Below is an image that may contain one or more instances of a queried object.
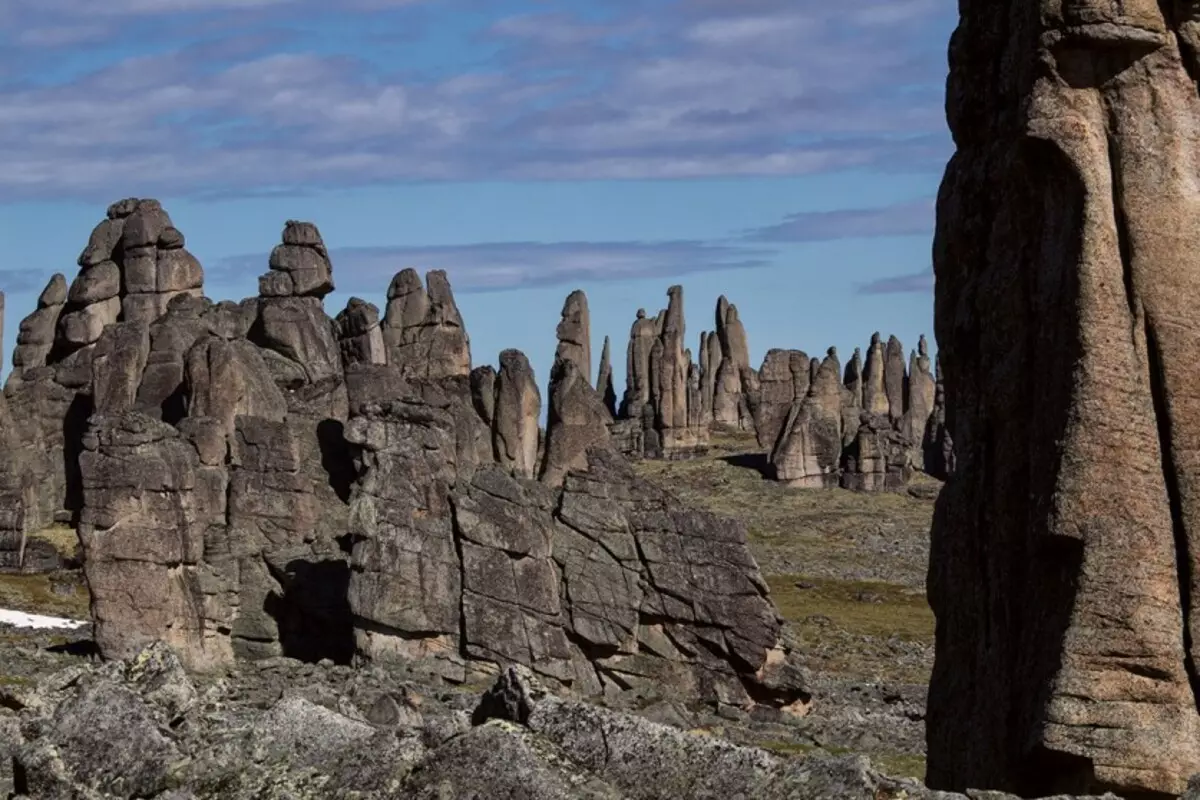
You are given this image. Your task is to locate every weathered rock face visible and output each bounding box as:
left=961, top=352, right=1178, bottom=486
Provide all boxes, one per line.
left=2, top=200, right=207, bottom=535
left=770, top=349, right=844, bottom=488
left=261, top=220, right=334, bottom=299
left=554, top=290, right=591, bottom=386
left=927, top=4, right=1200, bottom=796
left=843, top=348, right=864, bottom=408
left=335, top=297, right=386, bottom=367
left=348, top=387, right=801, bottom=705
left=923, top=357, right=955, bottom=480
left=492, top=349, right=541, bottom=479
left=750, top=349, right=809, bottom=451
left=613, top=289, right=710, bottom=460
left=862, top=333, right=889, bottom=417
left=382, top=268, right=471, bottom=379
left=711, top=297, right=754, bottom=431
left=840, top=413, right=913, bottom=493
left=902, top=336, right=936, bottom=469
left=619, top=309, right=656, bottom=419
left=883, top=335, right=906, bottom=423
left=540, top=357, right=611, bottom=486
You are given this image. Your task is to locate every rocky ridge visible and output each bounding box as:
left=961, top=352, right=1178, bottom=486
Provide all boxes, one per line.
left=0, top=200, right=807, bottom=721
left=0, top=641, right=1124, bottom=800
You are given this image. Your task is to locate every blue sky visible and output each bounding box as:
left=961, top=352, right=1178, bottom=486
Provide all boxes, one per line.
left=0, top=0, right=955, bottom=393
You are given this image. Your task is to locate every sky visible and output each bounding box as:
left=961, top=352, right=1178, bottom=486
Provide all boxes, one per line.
left=0, top=0, right=955, bottom=396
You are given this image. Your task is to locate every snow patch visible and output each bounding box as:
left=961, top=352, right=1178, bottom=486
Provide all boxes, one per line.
left=0, top=608, right=88, bottom=630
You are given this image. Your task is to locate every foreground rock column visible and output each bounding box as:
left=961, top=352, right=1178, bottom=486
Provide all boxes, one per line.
left=928, top=3, right=1200, bottom=796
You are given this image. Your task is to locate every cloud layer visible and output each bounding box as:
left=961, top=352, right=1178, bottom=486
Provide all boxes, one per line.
left=210, top=239, right=775, bottom=294
left=0, top=0, right=954, bottom=200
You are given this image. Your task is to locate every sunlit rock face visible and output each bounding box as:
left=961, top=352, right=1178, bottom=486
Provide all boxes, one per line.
left=928, top=1, right=1200, bottom=796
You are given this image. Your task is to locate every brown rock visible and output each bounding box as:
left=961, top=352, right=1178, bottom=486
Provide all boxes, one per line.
left=903, top=336, right=936, bottom=469
left=751, top=349, right=809, bottom=451
left=492, top=349, right=540, bottom=479
left=862, top=333, right=888, bottom=416
left=540, top=357, right=612, bottom=486
left=335, top=297, right=386, bottom=367
left=184, top=336, right=289, bottom=434
left=470, top=365, right=497, bottom=426
left=267, top=220, right=334, bottom=299
left=770, top=348, right=843, bottom=487
left=927, top=4, right=1200, bottom=795
left=11, top=275, right=67, bottom=371
left=883, top=335, right=906, bottom=423
left=553, top=289, right=591, bottom=386
left=619, top=309, right=656, bottom=418
left=92, top=321, right=151, bottom=416
left=382, top=269, right=471, bottom=379
left=67, top=261, right=121, bottom=305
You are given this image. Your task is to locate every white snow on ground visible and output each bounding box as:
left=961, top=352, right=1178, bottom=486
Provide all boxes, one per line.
left=0, top=608, right=88, bottom=630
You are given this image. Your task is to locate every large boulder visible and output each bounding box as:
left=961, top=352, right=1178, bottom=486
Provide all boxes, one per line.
left=927, top=3, right=1200, bottom=796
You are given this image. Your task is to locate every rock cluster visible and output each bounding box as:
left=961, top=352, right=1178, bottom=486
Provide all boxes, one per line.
left=0, top=206, right=806, bottom=715
left=597, top=290, right=949, bottom=490
left=0, top=199, right=208, bottom=569
left=2, top=643, right=1108, bottom=800
left=613, top=287, right=710, bottom=459
left=927, top=2, right=1200, bottom=796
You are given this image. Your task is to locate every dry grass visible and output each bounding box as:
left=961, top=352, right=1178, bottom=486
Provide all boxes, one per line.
left=0, top=571, right=90, bottom=620
left=27, top=523, right=81, bottom=557
left=635, top=429, right=937, bottom=586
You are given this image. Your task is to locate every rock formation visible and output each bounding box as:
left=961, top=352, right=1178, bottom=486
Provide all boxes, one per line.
left=922, top=357, right=954, bottom=480
left=882, top=335, right=906, bottom=423
left=492, top=349, right=541, bottom=479
left=862, top=333, right=889, bottom=417
left=553, top=289, right=591, bottom=385
left=770, top=349, right=845, bottom=488
left=926, top=3, right=1200, bottom=796
left=335, top=297, right=386, bottom=367
left=13, top=211, right=803, bottom=713
left=710, top=297, right=754, bottom=431
left=613, top=289, right=709, bottom=459
left=381, top=269, right=471, bottom=379
left=844, top=348, right=864, bottom=408
left=750, top=349, right=809, bottom=451
left=595, top=335, right=617, bottom=418
left=540, top=357, right=611, bottom=486
left=902, top=336, right=936, bottom=469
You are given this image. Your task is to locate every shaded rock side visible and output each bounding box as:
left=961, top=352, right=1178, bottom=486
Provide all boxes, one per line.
left=927, top=3, right=1200, bottom=796
left=595, top=334, right=618, bottom=418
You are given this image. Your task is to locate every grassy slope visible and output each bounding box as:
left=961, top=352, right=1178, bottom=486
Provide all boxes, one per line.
left=635, top=429, right=939, bottom=778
